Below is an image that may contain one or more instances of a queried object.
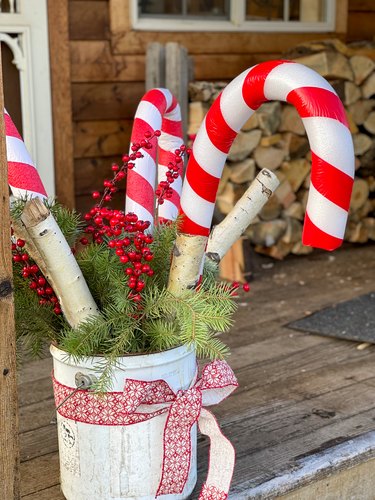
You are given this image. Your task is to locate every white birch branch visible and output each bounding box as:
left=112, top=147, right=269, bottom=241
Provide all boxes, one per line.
left=167, top=233, right=208, bottom=295
left=206, top=169, right=280, bottom=263
left=20, top=198, right=99, bottom=327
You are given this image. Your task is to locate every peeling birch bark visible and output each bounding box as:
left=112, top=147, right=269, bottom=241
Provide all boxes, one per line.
left=167, top=234, right=208, bottom=295
left=20, top=198, right=99, bottom=327
left=206, top=169, right=280, bottom=263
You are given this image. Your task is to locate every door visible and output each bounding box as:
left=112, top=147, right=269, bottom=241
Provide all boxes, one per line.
left=0, top=0, right=55, bottom=196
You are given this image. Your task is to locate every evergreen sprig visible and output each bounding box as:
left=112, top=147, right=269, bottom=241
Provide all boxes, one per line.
left=11, top=198, right=238, bottom=392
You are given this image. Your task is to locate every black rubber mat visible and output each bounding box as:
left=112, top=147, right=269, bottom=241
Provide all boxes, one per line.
left=288, top=292, right=375, bottom=343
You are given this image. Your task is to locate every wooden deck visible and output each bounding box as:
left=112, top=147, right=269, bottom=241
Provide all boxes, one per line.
left=18, top=244, right=375, bottom=499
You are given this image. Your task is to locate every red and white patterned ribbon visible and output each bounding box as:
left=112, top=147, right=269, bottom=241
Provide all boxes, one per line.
left=180, top=60, right=354, bottom=251
left=125, top=88, right=184, bottom=228
left=4, top=109, right=48, bottom=199
left=53, top=360, right=238, bottom=499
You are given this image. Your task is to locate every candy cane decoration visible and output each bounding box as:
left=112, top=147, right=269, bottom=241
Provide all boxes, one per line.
left=125, top=89, right=184, bottom=228
left=4, top=109, right=47, bottom=199
left=169, top=60, right=355, bottom=294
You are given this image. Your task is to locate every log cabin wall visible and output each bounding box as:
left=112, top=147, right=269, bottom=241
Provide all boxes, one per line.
left=348, top=0, right=375, bottom=42
left=61, top=0, right=374, bottom=214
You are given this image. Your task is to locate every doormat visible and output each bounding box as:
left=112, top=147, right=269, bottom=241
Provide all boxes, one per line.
left=288, top=292, right=375, bottom=343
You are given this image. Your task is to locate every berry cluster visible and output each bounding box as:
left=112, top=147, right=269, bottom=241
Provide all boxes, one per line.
left=231, top=281, right=251, bottom=294
left=12, top=236, right=61, bottom=314
left=155, top=145, right=190, bottom=208
left=83, top=130, right=191, bottom=302
left=91, top=130, right=161, bottom=208
left=83, top=209, right=154, bottom=302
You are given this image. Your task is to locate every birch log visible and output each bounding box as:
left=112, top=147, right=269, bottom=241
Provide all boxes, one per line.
left=206, top=169, right=280, bottom=263
left=167, top=234, right=208, bottom=295
left=20, top=198, right=99, bottom=327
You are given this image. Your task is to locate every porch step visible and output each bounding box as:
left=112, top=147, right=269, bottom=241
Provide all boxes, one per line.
left=231, top=431, right=375, bottom=499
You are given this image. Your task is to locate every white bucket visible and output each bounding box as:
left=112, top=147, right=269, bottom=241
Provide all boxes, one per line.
left=51, top=344, right=197, bottom=500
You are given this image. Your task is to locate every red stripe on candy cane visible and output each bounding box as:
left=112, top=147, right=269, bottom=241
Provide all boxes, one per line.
left=286, top=87, right=349, bottom=125
left=179, top=61, right=355, bottom=251
left=4, top=113, right=22, bottom=139
left=310, top=152, right=353, bottom=212
left=8, top=161, right=48, bottom=197
left=242, top=60, right=287, bottom=108
left=185, top=154, right=219, bottom=203
left=125, top=89, right=184, bottom=228
left=4, top=110, right=48, bottom=199
left=205, top=95, right=237, bottom=153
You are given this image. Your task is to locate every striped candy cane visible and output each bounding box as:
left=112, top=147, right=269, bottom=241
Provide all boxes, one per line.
left=180, top=60, right=355, bottom=251
left=125, top=88, right=184, bottom=228
left=4, top=109, right=47, bottom=199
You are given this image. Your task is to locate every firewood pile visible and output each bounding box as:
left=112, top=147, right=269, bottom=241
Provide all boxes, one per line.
left=188, top=40, right=375, bottom=260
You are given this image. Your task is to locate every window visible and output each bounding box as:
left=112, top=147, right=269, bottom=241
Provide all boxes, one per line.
left=133, top=0, right=335, bottom=32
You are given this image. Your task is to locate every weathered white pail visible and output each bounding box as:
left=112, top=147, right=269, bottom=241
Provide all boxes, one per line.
left=50, top=344, right=197, bottom=500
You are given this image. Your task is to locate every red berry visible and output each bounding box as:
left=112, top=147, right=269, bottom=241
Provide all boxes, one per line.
left=80, top=237, right=89, bottom=245
left=92, top=191, right=101, bottom=199
left=243, top=283, right=250, bottom=292
left=53, top=307, right=62, bottom=315
left=16, top=238, right=25, bottom=248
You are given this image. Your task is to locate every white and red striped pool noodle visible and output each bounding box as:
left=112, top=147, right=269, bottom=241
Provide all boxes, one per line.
left=4, top=109, right=47, bottom=199
left=180, top=60, right=355, bottom=251
left=125, top=88, right=184, bottom=227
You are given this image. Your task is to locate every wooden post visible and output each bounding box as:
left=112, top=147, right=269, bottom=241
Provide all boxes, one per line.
left=146, top=42, right=166, bottom=90
left=47, top=0, right=75, bottom=209
left=0, top=52, right=20, bottom=499
left=165, top=42, right=189, bottom=139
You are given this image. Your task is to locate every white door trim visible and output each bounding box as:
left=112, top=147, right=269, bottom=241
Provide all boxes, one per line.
left=0, top=0, right=55, bottom=197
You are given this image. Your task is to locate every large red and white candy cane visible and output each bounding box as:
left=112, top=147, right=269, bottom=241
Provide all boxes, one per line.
left=125, top=88, right=183, bottom=227
left=4, top=109, right=47, bottom=199
left=180, top=60, right=354, bottom=251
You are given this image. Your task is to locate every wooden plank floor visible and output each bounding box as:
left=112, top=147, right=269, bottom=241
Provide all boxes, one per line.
left=18, top=244, right=375, bottom=499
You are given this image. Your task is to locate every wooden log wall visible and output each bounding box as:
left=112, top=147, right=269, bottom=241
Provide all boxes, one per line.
left=68, top=0, right=145, bottom=214
left=348, top=0, right=375, bottom=42
left=66, top=0, right=352, bottom=214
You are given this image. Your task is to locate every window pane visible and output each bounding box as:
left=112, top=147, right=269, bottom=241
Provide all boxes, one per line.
left=246, top=0, right=284, bottom=21
left=298, top=0, right=327, bottom=22
left=187, top=0, right=229, bottom=17
left=139, top=0, right=182, bottom=16
left=246, top=0, right=328, bottom=22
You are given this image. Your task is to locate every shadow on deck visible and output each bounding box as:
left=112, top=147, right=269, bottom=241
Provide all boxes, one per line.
left=18, top=244, right=375, bottom=499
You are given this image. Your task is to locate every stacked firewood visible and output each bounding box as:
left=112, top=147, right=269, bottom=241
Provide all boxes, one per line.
left=188, top=40, right=375, bottom=259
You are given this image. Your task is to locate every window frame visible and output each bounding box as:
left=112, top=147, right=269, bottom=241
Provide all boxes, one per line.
left=131, top=0, right=336, bottom=33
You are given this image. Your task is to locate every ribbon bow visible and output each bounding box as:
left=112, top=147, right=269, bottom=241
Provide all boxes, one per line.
left=53, top=360, right=238, bottom=499
left=124, top=360, right=238, bottom=498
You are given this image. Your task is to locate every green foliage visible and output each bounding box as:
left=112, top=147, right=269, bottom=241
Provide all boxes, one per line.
left=149, top=219, right=179, bottom=289
left=13, top=271, right=67, bottom=357
left=11, top=201, right=238, bottom=392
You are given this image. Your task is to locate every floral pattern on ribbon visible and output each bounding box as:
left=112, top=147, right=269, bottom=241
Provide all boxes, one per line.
left=199, top=483, right=228, bottom=500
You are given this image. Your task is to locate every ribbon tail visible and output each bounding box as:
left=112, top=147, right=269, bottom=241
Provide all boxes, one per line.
left=198, top=408, right=235, bottom=500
